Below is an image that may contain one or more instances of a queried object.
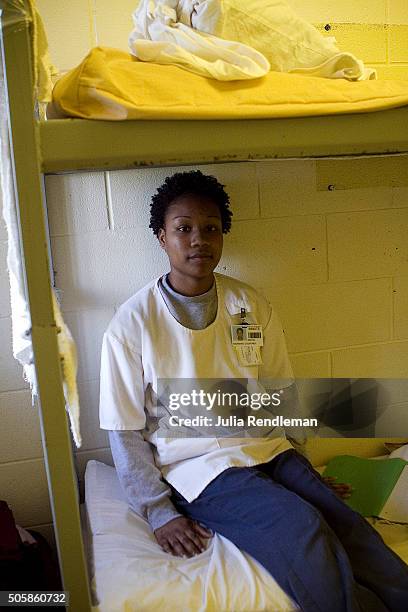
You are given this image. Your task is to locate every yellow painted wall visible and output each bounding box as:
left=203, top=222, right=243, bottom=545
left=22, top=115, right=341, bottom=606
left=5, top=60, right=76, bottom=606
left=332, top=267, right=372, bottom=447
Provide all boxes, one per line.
left=238, top=156, right=408, bottom=381
left=36, top=0, right=408, bottom=79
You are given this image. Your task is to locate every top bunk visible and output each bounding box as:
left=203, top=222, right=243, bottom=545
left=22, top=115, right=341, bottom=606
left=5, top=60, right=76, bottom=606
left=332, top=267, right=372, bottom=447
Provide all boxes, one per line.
left=40, top=108, right=408, bottom=174
left=5, top=0, right=408, bottom=175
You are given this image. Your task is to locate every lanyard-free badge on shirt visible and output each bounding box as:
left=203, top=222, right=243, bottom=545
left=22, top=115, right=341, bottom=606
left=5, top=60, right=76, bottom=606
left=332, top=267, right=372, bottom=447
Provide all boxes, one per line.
left=231, top=308, right=263, bottom=366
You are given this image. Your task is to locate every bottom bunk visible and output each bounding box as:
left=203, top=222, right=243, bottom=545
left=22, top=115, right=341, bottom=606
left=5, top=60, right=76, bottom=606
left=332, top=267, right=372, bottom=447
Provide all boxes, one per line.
left=83, top=457, right=408, bottom=612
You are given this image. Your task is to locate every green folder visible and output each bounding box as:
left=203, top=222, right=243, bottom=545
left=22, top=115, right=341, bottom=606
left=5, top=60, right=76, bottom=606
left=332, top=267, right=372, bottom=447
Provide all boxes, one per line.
left=322, top=455, right=408, bottom=517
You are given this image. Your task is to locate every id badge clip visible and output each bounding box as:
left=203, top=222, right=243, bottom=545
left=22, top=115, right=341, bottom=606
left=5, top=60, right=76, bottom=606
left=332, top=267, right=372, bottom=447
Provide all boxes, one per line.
left=240, top=308, right=248, bottom=326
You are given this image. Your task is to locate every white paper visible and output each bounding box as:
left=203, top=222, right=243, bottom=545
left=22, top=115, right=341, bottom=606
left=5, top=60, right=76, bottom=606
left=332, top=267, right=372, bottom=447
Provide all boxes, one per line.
left=380, top=466, right=408, bottom=523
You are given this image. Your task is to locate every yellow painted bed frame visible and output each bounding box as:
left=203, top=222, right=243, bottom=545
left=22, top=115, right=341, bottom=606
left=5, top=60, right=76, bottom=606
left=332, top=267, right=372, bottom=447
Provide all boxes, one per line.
left=1, top=2, right=407, bottom=610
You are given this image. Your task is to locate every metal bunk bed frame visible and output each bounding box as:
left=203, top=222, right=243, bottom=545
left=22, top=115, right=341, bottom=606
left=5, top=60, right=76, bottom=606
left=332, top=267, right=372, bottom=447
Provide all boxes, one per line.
left=2, top=1, right=408, bottom=610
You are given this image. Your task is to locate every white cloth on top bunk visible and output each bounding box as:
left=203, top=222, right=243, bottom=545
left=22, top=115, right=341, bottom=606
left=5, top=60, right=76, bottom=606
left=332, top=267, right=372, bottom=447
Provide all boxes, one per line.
left=0, top=50, right=81, bottom=447
left=129, top=0, right=376, bottom=82
left=129, top=0, right=270, bottom=80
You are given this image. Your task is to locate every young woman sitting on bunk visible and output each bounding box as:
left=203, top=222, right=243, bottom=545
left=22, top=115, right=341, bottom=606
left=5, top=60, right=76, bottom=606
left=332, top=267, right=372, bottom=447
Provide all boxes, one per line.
left=99, top=171, right=408, bottom=612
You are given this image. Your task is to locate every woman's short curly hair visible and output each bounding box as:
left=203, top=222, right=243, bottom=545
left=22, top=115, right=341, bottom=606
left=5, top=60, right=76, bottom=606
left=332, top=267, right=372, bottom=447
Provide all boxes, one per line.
left=149, top=170, right=233, bottom=236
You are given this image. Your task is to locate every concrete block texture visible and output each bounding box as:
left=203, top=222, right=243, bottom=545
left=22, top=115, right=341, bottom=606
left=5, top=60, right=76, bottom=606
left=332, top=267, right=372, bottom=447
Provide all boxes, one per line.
left=0, top=391, right=43, bottom=463
left=287, top=1, right=386, bottom=24
left=393, top=276, right=408, bottom=339
left=320, top=23, right=387, bottom=63
left=45, top=172, right=109, bottom=237
left=327, top=208, right=408, bottom=280
left=332, top=341, right=408, bottom=377
left=389, top=25, right=408, bottom=62
left=77, top=379, right=109, bottom=451
left=375, top=66, right=408, bottom=80
left=63, top=310, right=115, bottom=383
left=392, top=187, right=408, bottom=207
left=289, top=351, right=331, bottom=378
left=0, top=317, right=28, bottom=393
left=317, top=156, right=408, bottom=191
left=259, top=159, right=393, bottom=217
left=0, top=458, right=52, bottom=526
left=108, top=162, right=259, bottom=231
left=221, top=215, right=327, bottom=288
left=265, top=278, right=391, bottom=353
left=51, top=229, right=166, bottom=311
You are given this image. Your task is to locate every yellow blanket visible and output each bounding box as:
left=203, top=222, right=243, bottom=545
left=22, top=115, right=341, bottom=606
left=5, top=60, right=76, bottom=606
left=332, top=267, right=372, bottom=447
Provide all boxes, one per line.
left=52, top=47, right=408, bottom=121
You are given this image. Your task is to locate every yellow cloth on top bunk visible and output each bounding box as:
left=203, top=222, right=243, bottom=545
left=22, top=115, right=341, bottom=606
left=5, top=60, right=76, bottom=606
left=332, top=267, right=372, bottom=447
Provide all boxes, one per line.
left=51, top=47, right=408, bottom=121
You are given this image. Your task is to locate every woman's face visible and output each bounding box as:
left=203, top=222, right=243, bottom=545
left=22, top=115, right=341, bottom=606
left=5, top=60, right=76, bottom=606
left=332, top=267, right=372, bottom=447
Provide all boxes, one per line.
left=158, top=194, right=223, bottom=284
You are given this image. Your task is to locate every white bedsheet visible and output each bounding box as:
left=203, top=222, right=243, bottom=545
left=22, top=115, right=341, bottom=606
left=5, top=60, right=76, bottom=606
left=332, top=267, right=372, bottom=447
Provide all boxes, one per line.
left=85, top=460, right=298, bottom=612
left=85, top=458, right=408, bottom=611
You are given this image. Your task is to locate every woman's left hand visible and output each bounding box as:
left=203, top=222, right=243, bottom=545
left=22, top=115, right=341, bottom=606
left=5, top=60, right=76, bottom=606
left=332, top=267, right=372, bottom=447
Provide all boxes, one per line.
left=323, top=476, right=353, bottom=499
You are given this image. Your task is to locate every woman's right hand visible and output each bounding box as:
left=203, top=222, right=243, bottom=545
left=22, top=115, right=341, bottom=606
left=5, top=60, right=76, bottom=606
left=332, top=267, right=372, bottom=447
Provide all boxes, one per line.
left=154, top=516, right=213, bottom=557
left=323, top=476, right=353, bottom=499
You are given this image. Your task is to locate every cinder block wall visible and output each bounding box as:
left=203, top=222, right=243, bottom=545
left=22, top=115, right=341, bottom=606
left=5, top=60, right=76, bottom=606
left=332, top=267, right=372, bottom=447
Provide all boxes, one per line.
left=36, top=0, right=408, bottom=80
left=45, top=159, right=408, bottom=469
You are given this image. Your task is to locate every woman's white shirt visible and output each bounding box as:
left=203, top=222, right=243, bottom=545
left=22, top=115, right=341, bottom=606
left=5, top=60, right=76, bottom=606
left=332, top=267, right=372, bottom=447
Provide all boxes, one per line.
left=99, top=273, right=294, bottom=501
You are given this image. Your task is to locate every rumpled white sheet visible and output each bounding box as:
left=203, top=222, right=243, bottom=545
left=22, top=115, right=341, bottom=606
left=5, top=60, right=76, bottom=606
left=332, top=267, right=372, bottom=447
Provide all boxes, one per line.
left=85, top=460, right=299, bottom=612
left=86, top=459, right=408, bottom=611
left=129, top=0, right=270, bottom=80
left=0, top=45, right=81, bottom=447
left=129, top=0, right=376, bottom=81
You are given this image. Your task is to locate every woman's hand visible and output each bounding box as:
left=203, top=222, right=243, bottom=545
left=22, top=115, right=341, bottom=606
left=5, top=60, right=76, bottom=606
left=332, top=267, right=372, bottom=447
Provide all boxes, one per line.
left=323, top=476, right=353, bottom=500
left=154, top=516, right=213, bottom=557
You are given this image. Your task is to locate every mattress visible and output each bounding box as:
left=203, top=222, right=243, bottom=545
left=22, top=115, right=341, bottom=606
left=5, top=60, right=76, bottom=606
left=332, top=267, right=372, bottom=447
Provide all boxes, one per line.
left=51, top=47, right=408, bottom=121
left=84, top=459, right=408, bottom=612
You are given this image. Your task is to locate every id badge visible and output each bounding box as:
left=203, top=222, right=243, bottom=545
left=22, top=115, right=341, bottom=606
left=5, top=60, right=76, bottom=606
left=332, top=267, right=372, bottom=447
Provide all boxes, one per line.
left=235, top=345, right=263, bottom=366
left=231, top=324, right=263, bottom=346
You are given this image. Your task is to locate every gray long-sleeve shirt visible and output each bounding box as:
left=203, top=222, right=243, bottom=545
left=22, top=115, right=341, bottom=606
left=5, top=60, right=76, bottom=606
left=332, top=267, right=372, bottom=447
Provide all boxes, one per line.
left=108, top=274, right=217, bottom=531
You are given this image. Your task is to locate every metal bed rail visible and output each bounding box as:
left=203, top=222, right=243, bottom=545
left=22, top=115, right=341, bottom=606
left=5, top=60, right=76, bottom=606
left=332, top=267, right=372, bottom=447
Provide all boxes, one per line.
left=0, top=2, right=92, bottom=609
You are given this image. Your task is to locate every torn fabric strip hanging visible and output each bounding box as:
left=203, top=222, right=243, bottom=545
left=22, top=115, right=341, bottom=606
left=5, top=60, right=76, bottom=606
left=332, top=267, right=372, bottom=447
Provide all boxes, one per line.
left=0, top=1, right=81, bottom=447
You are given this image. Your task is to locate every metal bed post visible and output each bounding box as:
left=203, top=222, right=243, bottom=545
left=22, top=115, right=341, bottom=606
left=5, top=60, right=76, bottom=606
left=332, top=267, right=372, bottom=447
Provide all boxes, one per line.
left=0, top=3, right=92, bottom=609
